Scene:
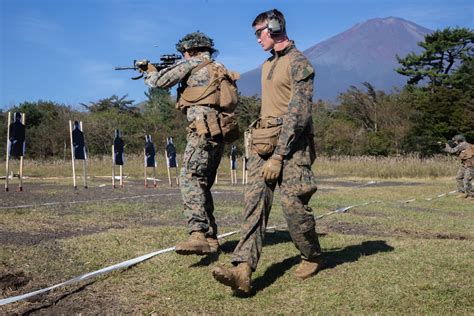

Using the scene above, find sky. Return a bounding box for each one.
[1,0,473,110]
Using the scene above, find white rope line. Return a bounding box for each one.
[315,200,381,220]
[0,227,254,306]
[399,190,457,203]
[0,191,224,210]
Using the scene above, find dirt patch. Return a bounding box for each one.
[0,225,123,246]
[398,206,466,217]
[393,228,469,241]
[399,205,439,213]
[319,221,383,236]
[138,218,181,228]
[318,221,470,241]
[0,270,31,292]
[349,209,385,218]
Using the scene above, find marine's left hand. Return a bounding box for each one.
[135,60,158,72]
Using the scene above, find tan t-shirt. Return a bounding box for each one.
[261,53,292,118]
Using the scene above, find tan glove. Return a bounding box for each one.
[135,59,158,73]
[262,155,283,182]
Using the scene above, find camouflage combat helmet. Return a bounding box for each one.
[452,134,466,142]
[176,31,215,53]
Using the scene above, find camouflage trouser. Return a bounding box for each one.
[180,131,224,237]
[456,164,473,196]
[231,149,322,271]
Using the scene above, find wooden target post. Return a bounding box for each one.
[69,120,77,189]
[165,151,171,186]
[152,163,156,188]
[242,157,248,184]
[173,156,179,186]
[80,121,88,189]
[120,164,123,188]
[18,113,25,191]
[4,112,11,192]
[112,145,116,188]
[143,149,147,188]
[242,131,251,185]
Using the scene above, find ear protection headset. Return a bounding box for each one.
[265,9,284,36]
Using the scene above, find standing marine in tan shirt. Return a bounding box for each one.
[212,9,324,295]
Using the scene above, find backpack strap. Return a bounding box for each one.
[191,59,213,75]
[180,60,221,104]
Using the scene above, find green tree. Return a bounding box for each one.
[142,87,187,152]
[338,82,379,132]
[335,83,411,155]
[235,95,260,132]
[233,95,261,153]
[81,94,138,115]
[401,85,473,154]
[396,27,474,87]
[312,100,336,154]
[82,95,143,155]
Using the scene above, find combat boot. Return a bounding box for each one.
[206,236,220,253]
[456,192,467,198]
[175,231,211,255]
[212,262,252,294]
[294,257,325,280]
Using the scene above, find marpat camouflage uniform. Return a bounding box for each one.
[145,51,225,238]
[444,141,474,197]
[231,42,322,270]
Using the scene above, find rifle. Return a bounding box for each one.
[115,54,182,80]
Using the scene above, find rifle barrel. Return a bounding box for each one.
[114,67,137,70]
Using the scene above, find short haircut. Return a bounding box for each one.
[252,9,285,30]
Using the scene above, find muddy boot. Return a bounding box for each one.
[212,262,252,294]
[294,257,325,281]
[206,236,220,253]
[175,231,211,255]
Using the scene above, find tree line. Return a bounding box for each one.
[1,27,472,159]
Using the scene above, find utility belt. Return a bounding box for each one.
[188,107,239,144]
[461,156,474,167]
[248,117,283,156]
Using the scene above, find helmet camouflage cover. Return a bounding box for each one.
[452,134,466,142]
[176,31,215,53]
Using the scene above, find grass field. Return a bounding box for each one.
[0,156,472,314]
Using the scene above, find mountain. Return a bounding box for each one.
[238,17,433,101]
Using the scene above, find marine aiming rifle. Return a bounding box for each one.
[115,54,182,80]
[436,140,456,148]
